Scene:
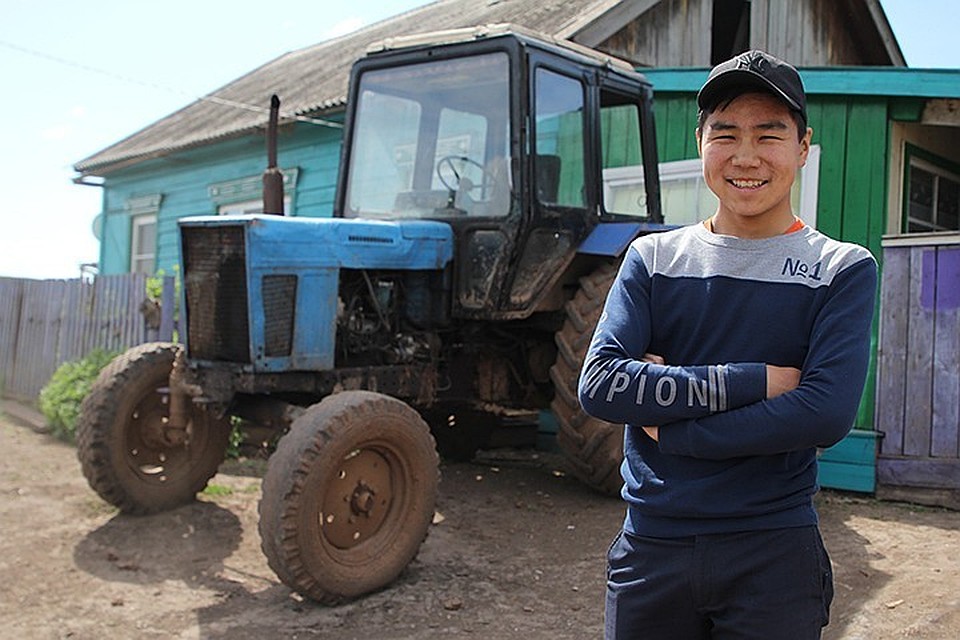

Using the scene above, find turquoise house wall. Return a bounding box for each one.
[98,119,345,276]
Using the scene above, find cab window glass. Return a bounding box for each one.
[534,68,585,207]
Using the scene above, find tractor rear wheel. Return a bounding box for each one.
[76,342,232,514]
[550,263,624,495]
[258,391,439,604]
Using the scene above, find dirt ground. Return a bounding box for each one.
[2,407,959,640]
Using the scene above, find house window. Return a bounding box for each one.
[218,196,291,216]
[130,214,157,275]
[208,168,299,215]
[603,145,822,228]
[125,193,162,275]
[906,152,960,233]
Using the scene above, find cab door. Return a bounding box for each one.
[502,58,593,315]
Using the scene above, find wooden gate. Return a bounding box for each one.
[876,233,960,506]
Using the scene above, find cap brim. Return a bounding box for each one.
[697,69,802,114]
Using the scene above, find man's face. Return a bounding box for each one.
[697,92,811,224]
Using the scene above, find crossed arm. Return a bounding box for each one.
[639,352,800,442]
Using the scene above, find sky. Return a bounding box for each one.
[1,0,958,280]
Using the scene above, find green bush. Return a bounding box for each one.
[38,349,118,443]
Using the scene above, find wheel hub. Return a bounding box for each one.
[321,448,393,549]
[350,482,376,515]
[126,401,192,484]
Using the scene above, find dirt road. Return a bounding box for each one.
[1,407,959,639]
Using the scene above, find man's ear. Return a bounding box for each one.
[696,128,703,158]
[798,127,812,167]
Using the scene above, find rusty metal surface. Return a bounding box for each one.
[184,362,438,408]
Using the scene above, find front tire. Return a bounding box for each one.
[76,342,232,514]
[550,263,624,495]
[258,391,440,604]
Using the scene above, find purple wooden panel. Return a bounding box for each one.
[877,247,910,455]
[878,457,960,489]
[904,247,934,457]
[935,247,960,310]
[932,247,960,458]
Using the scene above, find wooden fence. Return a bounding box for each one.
[0,274,175,402]
[876,232,960,506]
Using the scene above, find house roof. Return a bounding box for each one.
[74,0,907,177]
[74,0,615,176]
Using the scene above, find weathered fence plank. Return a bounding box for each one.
[0,274,173,403]
[876,246,909,456]
[903,246,934,457]
[0,278,24,393]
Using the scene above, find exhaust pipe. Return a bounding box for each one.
[262,94,284,215]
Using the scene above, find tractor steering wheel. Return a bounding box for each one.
[436,155,486,192]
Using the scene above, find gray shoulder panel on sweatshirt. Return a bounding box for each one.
[629,223,874,289]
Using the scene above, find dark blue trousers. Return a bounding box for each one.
[605,526,834,640]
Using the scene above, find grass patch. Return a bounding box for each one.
[202,483,233,497]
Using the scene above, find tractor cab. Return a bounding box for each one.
[336,24,662,319]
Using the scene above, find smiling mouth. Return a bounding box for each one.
[728,178,767,189]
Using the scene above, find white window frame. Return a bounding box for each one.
[130,214,157,275]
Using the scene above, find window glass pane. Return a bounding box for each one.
[137,219,156,250]
[432,110,487,189]
[661,175,719,226]
[937,177,959,230]
[909,165,935,225]
[906,154,960,233]
[345,53,511,218]
[600,98,645,216]
[535,68,585,207]
[348,92,421,213]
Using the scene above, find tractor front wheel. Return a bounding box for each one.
[258,391,439,604]
[76,342,232,514]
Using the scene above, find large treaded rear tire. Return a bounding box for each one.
[259,391,440,604]
[550,263,624,495]
[76,342,231,514]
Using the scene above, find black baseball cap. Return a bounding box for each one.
[697,50,807,124]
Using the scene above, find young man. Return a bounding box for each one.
[579,50,877,639]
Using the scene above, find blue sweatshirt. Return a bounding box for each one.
[578,222,877,537]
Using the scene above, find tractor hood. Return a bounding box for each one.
[177,214,454,372]
[179,215,454,270]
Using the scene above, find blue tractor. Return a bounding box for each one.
[76,24,665,603]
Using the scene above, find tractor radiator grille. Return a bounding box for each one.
[182,226,250,363]
[262,275,297,357]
